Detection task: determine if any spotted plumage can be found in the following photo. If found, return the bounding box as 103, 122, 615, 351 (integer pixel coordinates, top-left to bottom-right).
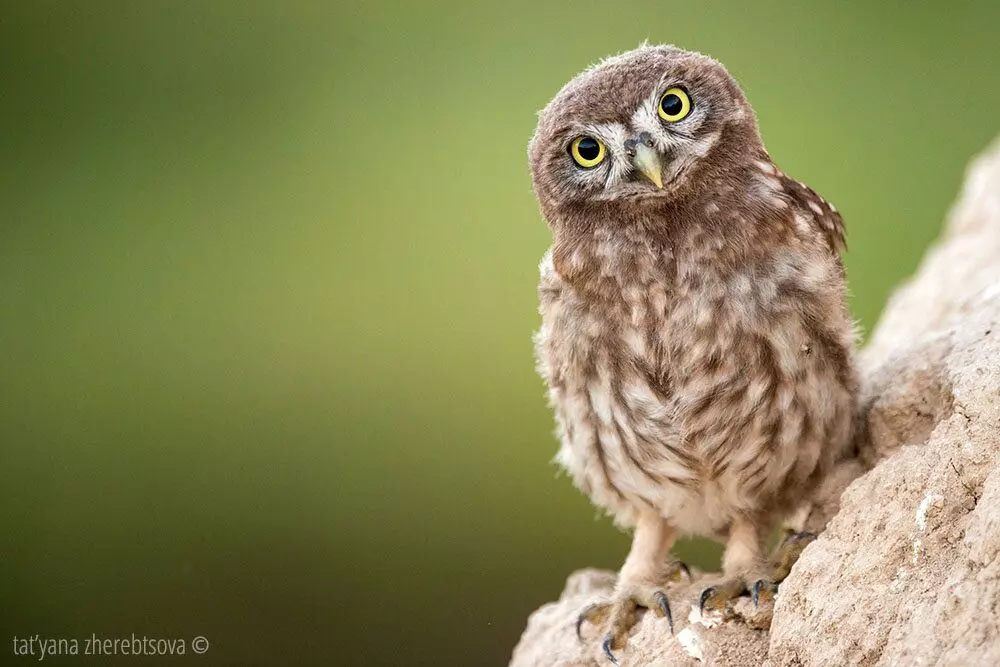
529, 45, 858, 661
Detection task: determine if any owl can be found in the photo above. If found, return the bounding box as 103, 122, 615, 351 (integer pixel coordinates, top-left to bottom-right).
529, 45, 858, 663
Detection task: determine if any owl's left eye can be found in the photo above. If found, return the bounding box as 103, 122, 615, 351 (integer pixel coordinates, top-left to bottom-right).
658, 87, 692, 122
569, 136, 606, 169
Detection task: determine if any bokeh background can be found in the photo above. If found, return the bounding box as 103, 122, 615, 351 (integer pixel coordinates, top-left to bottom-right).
2, 2, 999, 665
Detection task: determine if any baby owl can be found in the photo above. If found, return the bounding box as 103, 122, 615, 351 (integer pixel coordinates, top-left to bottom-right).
530, 45, 858, 663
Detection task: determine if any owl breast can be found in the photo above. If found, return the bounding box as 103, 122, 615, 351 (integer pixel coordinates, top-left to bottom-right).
535, 233, 856, 535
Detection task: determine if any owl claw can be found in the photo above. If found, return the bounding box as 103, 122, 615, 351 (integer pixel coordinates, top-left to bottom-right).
751, 579, 778, 607
575, 587, 674, 661
751, 580, 764, 607
699, 578, 747, 614
698, 586, 716, 615
602, 633, 619, 665
652, 590, 674, 634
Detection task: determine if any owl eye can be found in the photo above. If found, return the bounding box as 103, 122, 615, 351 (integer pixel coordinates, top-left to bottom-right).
569, 136, 606, 169
658, 87, 692, 122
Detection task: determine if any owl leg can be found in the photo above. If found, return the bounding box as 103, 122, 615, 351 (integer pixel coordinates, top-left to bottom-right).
698, 519, 764, 614
575, 512, 683, 665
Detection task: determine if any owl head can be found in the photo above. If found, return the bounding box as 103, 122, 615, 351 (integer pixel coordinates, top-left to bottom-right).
529, 45, 765, 227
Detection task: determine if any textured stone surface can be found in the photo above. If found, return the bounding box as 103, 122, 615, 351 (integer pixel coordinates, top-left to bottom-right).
510, 138, 1000, 667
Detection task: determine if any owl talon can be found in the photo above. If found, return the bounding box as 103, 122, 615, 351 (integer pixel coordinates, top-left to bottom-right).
652, 590, 674, 633
665, 560, 691, 583
699, 578, 746, 614
751, 579, 778, 607
575, 585, 674, 661
698, 586, 714, 614
602, 633, 619, 665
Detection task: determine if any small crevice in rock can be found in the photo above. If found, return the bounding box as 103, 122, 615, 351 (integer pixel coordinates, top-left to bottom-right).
949, 459, 982, 506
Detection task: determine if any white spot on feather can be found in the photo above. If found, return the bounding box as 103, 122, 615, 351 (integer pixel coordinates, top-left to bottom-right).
622, 328, 647, 357
756, 159, 777, 174
690, 130, 721, 157
793, 212, 810, 234
588, 375, 614, 423
538, 249, 554, 274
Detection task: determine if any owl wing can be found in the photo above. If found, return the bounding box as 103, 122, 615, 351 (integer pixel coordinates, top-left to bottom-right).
780, 175, 847, 256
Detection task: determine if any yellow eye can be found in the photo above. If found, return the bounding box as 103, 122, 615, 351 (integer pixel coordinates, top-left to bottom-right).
658, 87, 692, 122
569, 136, 606, 168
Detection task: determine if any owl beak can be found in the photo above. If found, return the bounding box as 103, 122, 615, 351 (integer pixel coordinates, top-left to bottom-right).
632, 143, 664, 189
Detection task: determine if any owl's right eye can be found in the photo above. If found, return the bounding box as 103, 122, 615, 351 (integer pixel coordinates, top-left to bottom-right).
569, 136, 606, 169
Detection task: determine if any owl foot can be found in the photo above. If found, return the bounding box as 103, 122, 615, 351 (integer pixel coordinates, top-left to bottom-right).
575, 563, 688, 664
697, 577, 746, 615
698, 531, 817, 614
576, 587, 671, 665
751, 530, 816, 607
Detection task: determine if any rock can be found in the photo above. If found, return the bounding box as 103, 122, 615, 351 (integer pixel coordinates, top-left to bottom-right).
510, 137, 1000, 667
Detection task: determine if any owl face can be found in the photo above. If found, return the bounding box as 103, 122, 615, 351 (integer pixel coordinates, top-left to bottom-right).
529, 45, 762, 223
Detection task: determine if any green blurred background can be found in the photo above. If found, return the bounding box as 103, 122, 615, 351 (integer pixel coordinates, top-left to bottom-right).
2, 2, 998, 665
